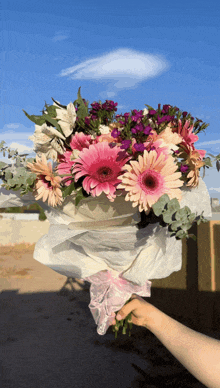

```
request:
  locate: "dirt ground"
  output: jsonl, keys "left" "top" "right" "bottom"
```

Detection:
{"left": 0, "top": 243, "right": 214, "bottom": 388}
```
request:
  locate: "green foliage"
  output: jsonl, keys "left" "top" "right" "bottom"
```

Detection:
{"left": 62, "top": 181, "right": 76, "bottom": 198}
{"left": 152, "top": 193, "right": 209, "bottom": 241}
{"left": 75, "top": 187, "right": 84, "bottom": 206}
{"left": 73, "top": 87, "right": 88, "bottom": 119}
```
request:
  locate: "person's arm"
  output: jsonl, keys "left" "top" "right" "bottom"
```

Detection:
{"left": 113, "top": 295, "right": 220, "bottom": 388}
{"left": 147, "top": 309, "right": 220, "bottom": 388}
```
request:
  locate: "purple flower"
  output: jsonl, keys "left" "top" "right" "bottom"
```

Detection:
{"left": 120, "top": 139, "right": 132, "bottom": 150}
{"left": 91, "top": 102, "right": 102, "bottom": 111}
{"left": 180, "top": 164, "right": 189, "bottom": 173}
{"left": 134, "top": 123, "right": 144, "bottom": 132}
{"left": 102, "top": 100, "right": 118, "bottom": 112}
{"left": 111, "top": 128, "right": 120, "bottom": 138}
{"left": 161, "top": 105, "right": 170, "bottom": 114}
{"left": 131, "top": 128, "right": 137, "bottom": 134}
{"left": 182, "top": 112, "right": 188, "bottom": 117}
{"left": 143, "top": 125, "right": 152, "bottom": 135}
{"left": 85, "top": 117, "right": 90, "bottom": 125}
{"left": 148, "top": 110, "right": 157, "bottom": 116}
{"left": 131, "top": 110, "right": 143, "bottom": 122}
{"left": 134, "top": 143, "right": 145, "bottom": 152}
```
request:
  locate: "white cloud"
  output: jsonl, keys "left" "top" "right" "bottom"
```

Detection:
{"left": 60, "top": 48, "right": 169, "bottom": 93}
{"left": 197, "top": 139, "right": 220, "bottom": 146}
{"left": 9, "top": 143, "right": 33, "bottom": 154}
{"left": 6, "top": 124, "right": 20, "bottom": 129}
{"left": 209, "top": 187, "right": 220, "bottom": 192}
{"left": 52, "top": 32, "right": 69, "bottom": 42}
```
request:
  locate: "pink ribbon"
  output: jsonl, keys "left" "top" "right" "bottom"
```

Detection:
{"left": 83, "top": 270, "right": 152, "bottom": 335}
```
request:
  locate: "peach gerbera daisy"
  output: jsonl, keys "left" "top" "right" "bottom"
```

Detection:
{"left": 26, "top": 154, "right": 63, "bottom": 207}
{"left": 178, "top": 143, "right": 205, "bottom": 187}
{"left": 117, "top": 149, "right": 184, "bottom": 213}
{"left": 71, "top": 141, "right": 131, "bottom": 201}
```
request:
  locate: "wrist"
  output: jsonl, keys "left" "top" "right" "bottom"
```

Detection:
{"left": 144, "top": 307, "right": 169, "bottom": 334}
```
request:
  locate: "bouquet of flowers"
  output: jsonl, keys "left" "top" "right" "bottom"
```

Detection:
{"left": 0, "top": 88, "right": 217, "bottom": 337}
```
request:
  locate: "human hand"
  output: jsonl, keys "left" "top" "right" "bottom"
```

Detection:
{"left": 111, "top": 294, "right": 160, "bottom": 331}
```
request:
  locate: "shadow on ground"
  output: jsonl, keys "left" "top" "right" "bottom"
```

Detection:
{"left": 0, "top": 279, "right": 212, "bottom": 388}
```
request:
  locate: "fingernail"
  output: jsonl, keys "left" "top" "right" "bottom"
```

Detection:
{"left": 116, "top": 314, "right": 122, "bottom": 320}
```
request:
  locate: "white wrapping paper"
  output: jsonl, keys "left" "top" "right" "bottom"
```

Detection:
{"left": 0, "top": 177, "right": 212, "bottom": 285}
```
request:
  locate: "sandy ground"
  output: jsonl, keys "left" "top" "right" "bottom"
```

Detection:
{"left": 0, "top": 243, "right": 214, "bottom": 388}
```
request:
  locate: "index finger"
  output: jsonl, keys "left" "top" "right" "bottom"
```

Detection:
{"left": 116, "top": 297, "right": 140, "bottom": 320}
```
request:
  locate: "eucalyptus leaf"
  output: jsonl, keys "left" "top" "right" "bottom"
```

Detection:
{"left": 187, "top": 213, "right": 196, "bottom": 223}
{"left": 163, "top": 211, "right": 173, "bottom": 224}
{"left": 167, "top": 198, "right": 180, "bottom": 212}
{"left": 187, "top": 234, "right": 197, "bottom": 241}
{"left": 170, "top": 220, "right": 183, "bottom": 231}
{"left": 0, "top": 140, "right": 6, "bottom": 148}
{"left": 181, "top": 222, "right": 193, "bottom": 231}
{"left": 5, "top": 170, "right": 13, "bottom": 180}
{"left": 175, "top": 229, "right": 187, "bottom": 239}
{"left": 152, "top": 194, "right": 170, "bottom": 216}
{"left": 175, "top": 208, "right": 189, "bottom": 221}
{"left": 0, "top": 161, "right": 8, "bottom": 169}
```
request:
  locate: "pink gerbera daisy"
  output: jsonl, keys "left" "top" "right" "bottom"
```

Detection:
{"left": 71, "top": 142, "right": 131, "bottom": 201}
{"left": 117, "top": 149, "right": 184, "bottom": 213}
{"left": 56, "top": 132, "right": 98, "bottom": 186}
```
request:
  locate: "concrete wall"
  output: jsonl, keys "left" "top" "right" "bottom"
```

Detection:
{"left": 0, "top": 219, "right": 50, "bottom": 245}
{"left": 0, "top": 213, "right": 39, "bottom": 221}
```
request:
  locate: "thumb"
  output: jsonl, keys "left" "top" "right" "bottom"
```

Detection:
{"left": 116, "top": 298, "right": 138, "bottom": 320}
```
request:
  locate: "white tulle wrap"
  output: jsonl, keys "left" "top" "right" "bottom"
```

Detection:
{"left": 0, "top": 177, "right": 212, "bottom": 285}
{"left": 0, "top": 178, "right": 212, "bottom": 334}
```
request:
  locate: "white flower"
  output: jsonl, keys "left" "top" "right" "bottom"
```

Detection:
{"left": 99, "top": 125, "right": 110, "bottom": 135}
{"left": 143, "top": 108, "right": 148, "bottom": 116}
{"left": 29, "top": 123, "right": 66, "bottom": 161}
{"left": 70, "top": 149, "right": 81, "bottom": 161}
{"left": 55, "top": 102, "right": 77, "bottom": 138}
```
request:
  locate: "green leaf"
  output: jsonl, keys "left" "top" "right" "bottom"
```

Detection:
{"left": 42, "top": 114, "right": 63, "bottom": 133}
{"left": 5, "top": 170, "right": 13, "bottom": 180}
{"left": 175, "top": 229, "right": 187, "bottom": 239}
{"left": 181, "top": 222, "right": 193, "bottom": 231}
{"left": 23, "top": 110, "right": 46, "bottom": 126}
{"left": 170, "top": 220, "right": 182, "bottom": 231}
{"left": 62, "top": 181, "right": 76, "bottom": 198}
{"left": 75, "top": 188, "right": 84, "bottom": 206}
{"left": 203, "top": 157, "right": 213, "bottom": 168}
{"left": 0, "top": 140, "right": 6, "bottom": 148}
{"left": 0, "top": 161, "right": 8, "bottom": 169}
{"left": 51, "top": 98, "right": 67, "bottom": 109}
{"left": 73, "top": 87, "right": 88, "bottom": 119}
{"left": 163, "top": 211, "right": 173, "bottom": 224}
{"left": 175, "top": 208, "right": 189, "bottom": 222}
{"left": 152, "top": 194, "right": 170, "bottom": 216}
{"left": 187, "top": 213, "right": 196, "bottom": 223}
{"left": 45, "top": 105, "right": 57, "bottom": 117}
{"left": 187, "top": 234, "right": 197, "bottom": 241}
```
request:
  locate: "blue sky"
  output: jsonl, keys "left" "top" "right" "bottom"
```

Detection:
{"left": 1, "top": 0, "right": 220, "bottom": 201}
